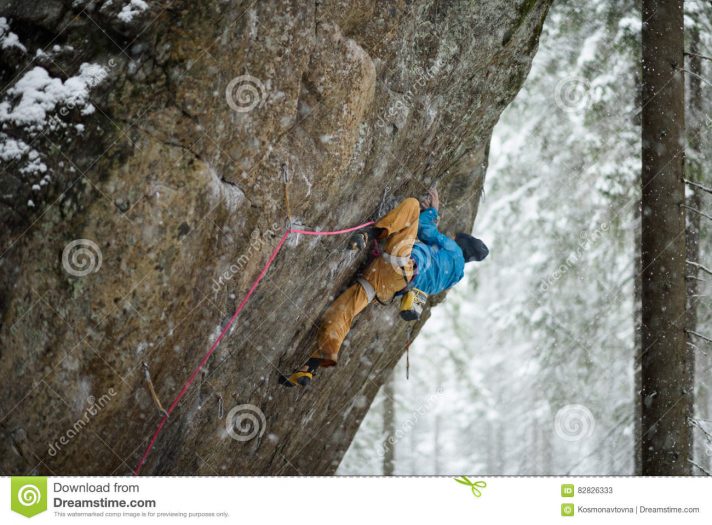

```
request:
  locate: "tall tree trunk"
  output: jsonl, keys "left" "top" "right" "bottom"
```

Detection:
{"left": 382, "top": 373, "right": 396, "bottom": 476}
{"left": 640, "top": 0, "right": 691, "bottom": 475}
{"left": 634, "top": 196, "right": 643, "bottom": 475}
{"left": 633, "top": 66, "right": 644, "bottom": 476}
{"left": 685, "top": 24, "right": 703, "bottom": 472}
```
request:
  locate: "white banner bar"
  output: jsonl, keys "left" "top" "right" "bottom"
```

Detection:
{"left": 2, "top": 477, "right": 710, "bottom": 524}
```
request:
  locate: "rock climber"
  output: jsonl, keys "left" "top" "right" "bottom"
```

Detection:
{"left": 279, "top": 187, "right": 489, "bottom": 387}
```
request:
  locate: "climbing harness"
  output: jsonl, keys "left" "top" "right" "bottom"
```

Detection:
{"left": 381, "top": 252, "right": 410, "bottom": 267}
{"left": 133, "top": 219, "right": 375, "bottom": 475}
{"left": 357, "top": 275, "right": 399, "bottom": 307}
{"left": 357, "top": 247, "right": 416, "bottom": 307}
{"left": 388, "top": 250, "right": 413, "bottom": 292}
{"left": 356, "top": 277, "right": 376, "bottom": 303}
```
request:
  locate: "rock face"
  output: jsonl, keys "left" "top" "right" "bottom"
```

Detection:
{"left": 0, "top": 0, "right": 551, "bottom": 475}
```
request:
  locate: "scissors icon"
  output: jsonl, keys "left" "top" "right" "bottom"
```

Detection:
{"left": 454, "top": 476, "right": 487, "bottom": 497}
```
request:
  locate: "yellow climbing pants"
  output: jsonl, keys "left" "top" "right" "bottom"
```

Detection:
{"left": 311, "top": 198, "right": 420, "bottom": 366}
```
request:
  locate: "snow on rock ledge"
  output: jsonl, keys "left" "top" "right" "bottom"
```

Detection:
{"left": 1, "top": 63, "right": 107, "bottom": 127}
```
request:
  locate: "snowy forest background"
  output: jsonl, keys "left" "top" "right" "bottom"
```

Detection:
{"left": 339, "top": 0, "right": 712, "bottom": 475}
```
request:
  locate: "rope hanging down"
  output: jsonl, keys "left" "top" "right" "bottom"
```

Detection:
{"left": 133, "top": 220, "right": 375, "bottom": 475}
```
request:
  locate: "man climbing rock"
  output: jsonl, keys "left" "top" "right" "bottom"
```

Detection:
{"left": 280, "top": 188, "right": 488, "bottom": 387}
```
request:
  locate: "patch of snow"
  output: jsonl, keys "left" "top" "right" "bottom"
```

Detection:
{"left": 0, "top": 59, "right": 108, "bottom": 185}
{"left": 19, "top": 156, "right": 47, "bottom": 175}
{"left": 0, "top": 63, "right": 108, "bottom": 128}
{"left": 118, "top": 0, "right": 149, "bottom": 23}
{"left": 208, "top": 323, "right": 223, "bottom": 345}
{"left": 0, "top": 133, "right": 30, "bottom": 161}
{"left": 618, "top": 15, "right": 641, "bottom": 33}
{"left": 0, "top": 17, "right": 26, "bottom": 52}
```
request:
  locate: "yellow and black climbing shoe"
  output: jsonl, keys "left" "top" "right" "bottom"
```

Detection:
{"left": 279, "top": 370, "right": 313, "bottom": 387}
{"left": 279, "top": 358, "right": 320, "bottom": 388}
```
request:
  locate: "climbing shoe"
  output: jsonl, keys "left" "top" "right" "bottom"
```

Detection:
{"left": 279, "top": 370, "right": 313, "bottom": 387}
{"left": 279, "top": 358, "right": 320, "bottom": 388}
{"left": 347, "top": 227, "right": 384, "bottom": 251}
{"left": 347, "top": 230, "right": 369, "bottom": 251}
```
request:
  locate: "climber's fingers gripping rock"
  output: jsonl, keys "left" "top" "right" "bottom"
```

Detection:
{"left": 419, "top": 187, "right": 440, "bottom": 213}
{"left": 428, "top": 187, "right": 440, "bottom": 211}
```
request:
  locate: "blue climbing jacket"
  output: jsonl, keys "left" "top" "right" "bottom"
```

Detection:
{"left": 409, "top": 208, "right": 465, "bottom": 295}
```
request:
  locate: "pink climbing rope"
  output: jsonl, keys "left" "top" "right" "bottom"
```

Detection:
{"left": 133, "top": 220, "right": 375, "bottom": 475}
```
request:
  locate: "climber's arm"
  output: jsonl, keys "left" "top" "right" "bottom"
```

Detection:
{"left": 418, "top": 187, "right": 443, "bottom": 244}
{"left": 417, "top": 207, "right": 460, "bottom": 252}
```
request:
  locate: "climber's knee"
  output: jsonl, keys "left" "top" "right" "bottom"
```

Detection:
{"left": 402, "top": 197, "right": 420, "bottom": 215}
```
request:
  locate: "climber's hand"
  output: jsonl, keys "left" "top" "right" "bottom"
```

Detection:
{"left": 419, "top": 193, "right": 431, "bottom": 211}
{"left": 428, "top": 187, "right": 440, "bottom": 211}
